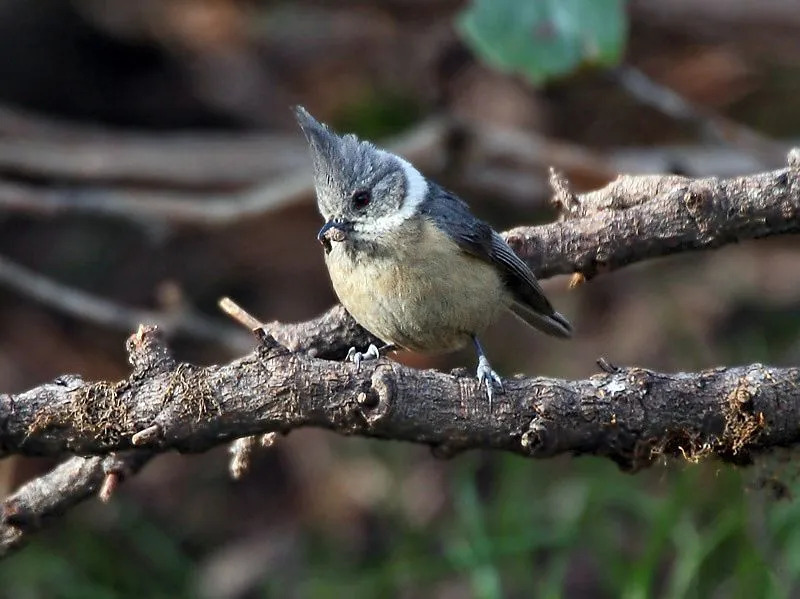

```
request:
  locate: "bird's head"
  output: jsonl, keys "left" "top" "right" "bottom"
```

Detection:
{"left": 294, "top": 106, "right": 428, "bottom": 252}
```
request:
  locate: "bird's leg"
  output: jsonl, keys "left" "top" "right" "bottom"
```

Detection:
{"left": 472, "top": 336, "right": 504, "bottom": 410}
{"left": 346, "top": 343, "right": 396, "bottom": 371}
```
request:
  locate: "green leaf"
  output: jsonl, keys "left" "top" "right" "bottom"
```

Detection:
{"left": 457, "top": 0, "right": 628, "bottom": 85}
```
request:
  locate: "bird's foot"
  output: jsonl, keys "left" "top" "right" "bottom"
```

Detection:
{"left": 476, "top": 355, "right": 504, "bottom": 411}
{"left": 346, "top": 343, "right": 381, "bottom": 371}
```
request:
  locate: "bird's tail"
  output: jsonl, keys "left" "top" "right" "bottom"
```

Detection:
{"left": 509, "top": 303, "right": 573, "bottom": 339}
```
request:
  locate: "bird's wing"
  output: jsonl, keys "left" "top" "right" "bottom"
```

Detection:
{"left": 422, "top": 184, "right": 572, "bottom": 338}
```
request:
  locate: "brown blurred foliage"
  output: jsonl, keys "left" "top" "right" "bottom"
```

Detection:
{"left": 0, "top": 1, "right": 798, "bottom": 597}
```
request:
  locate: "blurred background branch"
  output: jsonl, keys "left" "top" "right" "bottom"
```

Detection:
{"left": 0, "top": 254, "right": 251, "bottom": 352}
{"left": 0, "top": 0, "right": 799, "bottom": 597}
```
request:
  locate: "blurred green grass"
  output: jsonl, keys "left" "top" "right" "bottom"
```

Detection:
{"left": 5, "top": 453, "right": 800, "bottom": 599}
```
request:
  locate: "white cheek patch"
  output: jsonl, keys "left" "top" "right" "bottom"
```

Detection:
{"left": 354, "top": 152, "right": 428, "bottom": 238}
{"left": 395, "top": 156, "right": 429, "bottom": 218}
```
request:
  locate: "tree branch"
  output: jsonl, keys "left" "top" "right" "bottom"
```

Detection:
{"left": 2, "top": 152, "right": 799, "bottom": 556}
{"left": 0, "top": 451, "right": 152, "bottom": 556}
{"left": 0, "top": 117, "right": 449, "bottom": 226}
{"left": 0, "top": 254, "right": 252, "bottom": 352}
{"left": 611, "top": 65, "right": 786, "bottom": 166}
{"left": 1, "top": 324, "right": 796, "bottom": 466}
{"left": 507, "top": 151, "right": 800, "bottom": 279}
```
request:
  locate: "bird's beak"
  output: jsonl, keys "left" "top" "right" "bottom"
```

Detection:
{"left": 317, "top": 220, "right": 350, "bottom": 252}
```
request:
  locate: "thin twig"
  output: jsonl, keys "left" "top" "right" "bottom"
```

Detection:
{"left": 1, "top": 451, "right": 152, "bottom": 556}
{"left": 0, "top": 134, "right": 305, "bottom": 188}
{"left": 613, "top": 65, "right": 787, "bottom": 165}
{"left": 471, "top": 122, "right": 617, "bottom": 185}
{"left": 0, "top": 117, "right": 450, "bottom": 226}
{"left": 0, "top": 178, "right": 313, "bottom": 227}
{"left": 219, "top": 296, "right": 264, "bottom": 331}
{"left": 0, "top": 254, "right": 251, "bottom": 352}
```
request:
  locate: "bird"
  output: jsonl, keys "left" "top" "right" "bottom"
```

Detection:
{"left": 294, "top": 106, "right": 572, "bottom": 407}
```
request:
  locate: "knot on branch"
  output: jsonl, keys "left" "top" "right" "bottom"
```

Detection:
{"left": 787, "top": 148, "right": 800, "bottom": 169}
{"left": 131, "top": 424, "right": 161, "bottom": 446}
{"left": 357, "top": 366, "right": 395, "bottom": 425}
{"left": 719, "top": 366, "right": 767, "bottom": 458}
{"left": 51, "top": 374, "right": 85, "bottom": 390}
{"left": 255, "top": 328, "right": 292, "bottom": 365}
{"left": 255, "top": 328, "right": 281, "bottom": 352}
{"left": 520, "top": 415, "right": 548, "bottom": 455}
{"left": 99, "top": 453, "right": 142, "bottom": 502}
{"left": 129, "top": 362, "right": 222, "bottom": 451}
{"left": 2, "top": 498, "right": 30, "bottom": 529}
{"left": 549, "top": 168, "right": 581, "bottom": 219}
{"left": 126, "top": 325, "right": 175, "bottom": 378}
{"left": 334, "top": 365, "right": 396, "bottom": 433}
{"left": 681, "top": 181, "right": 722, "bottom": 239}
{"left": 129, "top": 363, "right": 221, "bottom": 450}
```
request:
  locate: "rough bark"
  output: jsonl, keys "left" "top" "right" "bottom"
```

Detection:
{"left": 0, "top": 452, "right": 151, "bottom": 556}
{"left": 1, "top": 326, "right": 795, "bottom": 467}
{"left": 2, "top": 152, "right": 799, "bottom": 556}
{"left": 508, "top": 156, "right": 800, "bottom": 280}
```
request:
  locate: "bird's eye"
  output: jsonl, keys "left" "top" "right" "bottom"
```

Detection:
{"left": 351, "top": 189, "right": 371, "bottom": 210}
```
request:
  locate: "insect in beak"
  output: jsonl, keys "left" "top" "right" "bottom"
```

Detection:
{"left": 317, "top": 219, "right": 349, "bottom": 253}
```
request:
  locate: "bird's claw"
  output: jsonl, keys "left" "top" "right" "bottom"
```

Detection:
{"left": 476, "top": 355, "right": 504, "bottom": 411}
{"left": 346, "top": 343, "right": 381, "bottom": 371}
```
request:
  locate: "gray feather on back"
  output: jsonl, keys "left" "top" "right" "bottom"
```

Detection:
{"left": 422, "top": 182, "right": 572, "bottom": 338}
